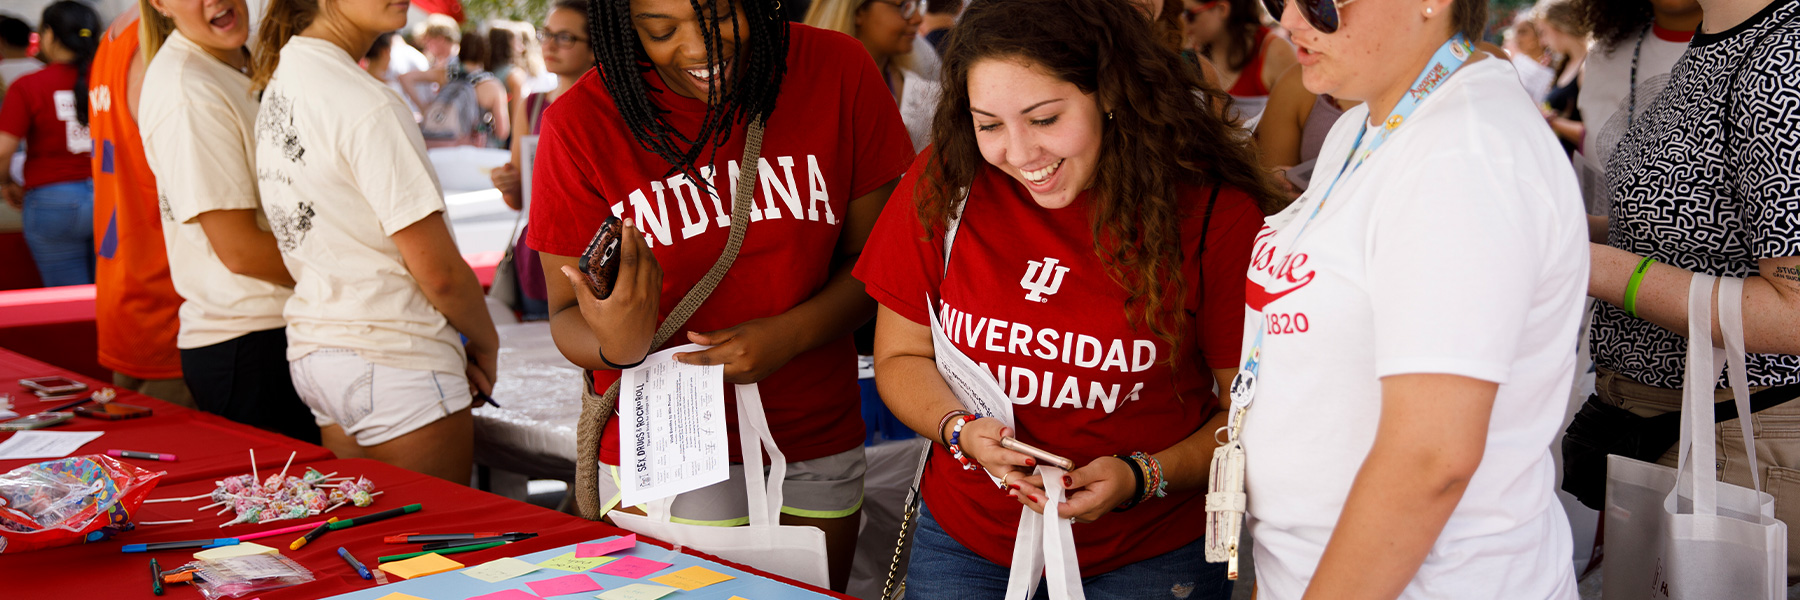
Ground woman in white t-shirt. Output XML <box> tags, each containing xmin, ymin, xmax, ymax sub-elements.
<box><xmin>1238</xmin><ymin>0</ymin><xmax>1586</xmax><ymax>596</ymax></box>
<box><xmin>803</xmin><ymin>0</ymin><xmax>941</xmax><ymax>152</ymax></box>
<box><xmin>247</xmin><ymin>0</ymin><xmax>499</xmax><ymax>483</ymax></box>
<box><xmin>137</xmin><ymin>0</ymin><xmax>319</xmax><ymax>444</ymax></box>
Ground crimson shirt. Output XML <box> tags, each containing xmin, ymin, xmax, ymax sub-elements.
<box><xmin>854</xmin><ymin>158</ymin><xmax>1261</xmax><ymax>576</ymax></box>
<box><xmin>528</xmin><ymin>24</ymin><xmax>915</xmax><ymax>465</ymax></box>
<box><xmin>0</xmin><ymin>64</ymin><xmax>92</xmax><ymax>189</ymax></box>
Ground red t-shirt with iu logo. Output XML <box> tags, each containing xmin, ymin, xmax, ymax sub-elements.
<box><xmin>854</xmin><ymin>156</ymin><xmax>1261</xmax><ymax>575</ymax></box>
<box><xmin>527</xmin><ymin>24</ymin><xmax>915</xmax><ymax>465</ymax></box>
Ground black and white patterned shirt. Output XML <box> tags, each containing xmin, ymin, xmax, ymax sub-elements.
<box><xmin>1596</xmin><ymin>0</ymin><xmax>1800</xmax><ymax>389</ymax></box>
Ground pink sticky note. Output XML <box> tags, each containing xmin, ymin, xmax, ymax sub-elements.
<box><xmin>592</xmin><ymin>556</ymin><xmax>675</xmax><ymax>579</ymax></box>
<box><xmin>528</xmin><ymin>573</ymin><xmax>605</xmax><ymax>597</ymax></box>
<box><xmin>468</xmin><ymin>590</ymin><xmax>543</xmax><ymax>600</ymax></box>
<box><xmin>576</xmin><ymin>534</ymin><xmax>637</xmax><ymax>559</ymax></box>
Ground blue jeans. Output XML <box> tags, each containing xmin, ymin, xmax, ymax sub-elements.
<box><xmin>906</xmin><ymin>502</ymin><xmax>1233</xmax><ymax>600</ymax></box>
<box><xmin>22</xmin><ymin>180</ymin><xmax>95</xmax><ymax>287</ymax></box>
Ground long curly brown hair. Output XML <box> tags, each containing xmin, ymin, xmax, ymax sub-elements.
<box><xmin>919</xmin><ymin>0</ymin><xmax>1283</xmax><ymax>359</ymax></box>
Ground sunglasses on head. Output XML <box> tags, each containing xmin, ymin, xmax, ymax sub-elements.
<box><xmin>1260</xmin><ymin>0</ymin><xmax>1361</xmax><ymax>33</ymax></box>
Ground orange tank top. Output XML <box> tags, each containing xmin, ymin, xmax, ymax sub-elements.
<box><xmin>89</xmin><ymin>18</ymin><xmax>183</xmax><ymax>379</ymax></box>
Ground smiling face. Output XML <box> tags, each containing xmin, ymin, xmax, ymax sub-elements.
<box><xmin>151</xmin><ymin>0</ymin><xmax>251</xmax><ymax>55</ymax></box>
<box><xmin>540</xmin><ymin>6</ymin><xmax>592</xmax><ymax>77</ymax></box>
<box><xmin>967</xmin><ymin>57</ymin><xmax>1105</xmax><ymax>210</ymax></box>
<box><xmin>855</xmin><ymin>0</ymin><xmax>920</xmax><ymax>61</ymax></box>
<box><xmin>631</xmin><ymin>0</ymin><xmax>750</xmax><ymax>102</ymax></box>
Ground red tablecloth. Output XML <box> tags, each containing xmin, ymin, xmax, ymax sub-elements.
<box><xmin>1</xmin><ymin>458</ymin><xmax>853</xmax><ymax>600</ymax></box>
<box><xmin>0</xmin><ymin>349</ymin><xmax>334</xmax><ymax>483</ymax></box>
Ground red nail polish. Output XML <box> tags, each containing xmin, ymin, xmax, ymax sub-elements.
<box><xmin>1025</xmin><ymin>458</ymin><xmax>1037</xmax><ymax>467</ymax></box>
<box><xmin>1009</xmin><ymin>483</ymin><xmax>1020</xmax><ymax>490</ymax></box>
<box><xmin>1063</xmin><ymin>476</ymin><xmax>1072</xmax><ymax>487</ymax></box>
<box><xmin>1032</xmin><ymin>495</ymin><xmax>1042</xmax><ymax>503</ymax></box>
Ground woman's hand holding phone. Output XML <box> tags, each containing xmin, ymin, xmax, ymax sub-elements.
<box><xmin>560</xmin><ymin>220</ymin><xmax>662</xmax><ymax>368</ymax></box>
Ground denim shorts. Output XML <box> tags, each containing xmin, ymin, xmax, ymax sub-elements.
<box><xmin>905</xmin><ymin>502</ymin><xmax>1233</xmax><ymax>600</ymax></box>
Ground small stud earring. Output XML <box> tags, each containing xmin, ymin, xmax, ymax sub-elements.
<box><xmin>1107</xmin><ymin>111</ymin><xmax>1115</xmax><ymax>120</ymax></box>
<box><xmin>1424</xmin><ymin>6</ymin><xmax>1434</xmax><ymax>15</ymax></box>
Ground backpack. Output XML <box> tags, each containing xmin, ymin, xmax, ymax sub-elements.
<box><xmin>420</xmin><ymin>65</ymin><xmax>492</xmax><ymax>143</ymax></box>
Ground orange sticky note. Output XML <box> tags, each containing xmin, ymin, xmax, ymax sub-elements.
<box><xmin>378</xmin><ymin>552</ymin><xmax>464</xmax><ymax>580</ymax></box>
<box><xmin>649</xmin><ymin>565</ymin><xmax>735</xmax><ymax>590</ymax></box>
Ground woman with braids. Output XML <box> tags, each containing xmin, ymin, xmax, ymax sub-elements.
<box><xmin>853</xmin><ymin>0</ymin><xmax>1277</xmax><ymax>597</ymax></box>
<box><xmin>250</xmin><ymin>0</ymin><xmax>499</xmax><ymax>482</ymax></box>
<box><xmin>527</xmin><ymin>0</ymin><xmax>914</xmax><ymax>590</ymax></box>
<box><xmin>0</xmin><ymin>1</ymin><xmax>103</xmax><ymax>286</ymax></box>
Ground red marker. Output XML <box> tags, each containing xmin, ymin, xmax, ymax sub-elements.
<box><xmin>108</xmin><ymin>450</ymin><xmax>177</xmax><ymax>462</ymax></box>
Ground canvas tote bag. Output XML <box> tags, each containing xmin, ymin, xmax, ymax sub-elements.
<box><xmin>1602</xmin><ymin>274</ymin><xmax>1787</xmax><ymax>599</ymax></box>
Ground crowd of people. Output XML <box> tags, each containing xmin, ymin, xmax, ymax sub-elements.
<box><xmin>0</xmin><ymin>0</ymin><xmax>1796</xmax><ymax>597</ymax></box>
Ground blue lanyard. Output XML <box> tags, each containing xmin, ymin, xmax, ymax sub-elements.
<box><xmin>1228</xmin><ymin>34</ymin><xmax>1474</xmax><ymax>417</ymax></box>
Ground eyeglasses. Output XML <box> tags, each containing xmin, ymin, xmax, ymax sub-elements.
<box><xmin>539</xmin><ymin>29</ymin><xmax>587</xmax><ymax>47</ymax></box>
<box><xmin>1260</xmin><ymin>0</ymin><xmax>1361</xmax><ymax>33</ymax></box>
<box><xmin>866</xmin><ymin>0</ymin><xmax>921</xmax><ymax>19</ymax></box>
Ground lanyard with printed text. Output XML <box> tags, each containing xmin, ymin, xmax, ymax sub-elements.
<box><xmin>1226</xmin><ymin>34</ymin><xmax>1474</xmax><ymax>427</ymax></box>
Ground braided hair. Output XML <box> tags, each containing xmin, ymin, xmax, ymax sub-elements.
<box><xmin>587</xmin><ymin>0</ymin><xmax>789</xmax><ymax>186</ymax></box>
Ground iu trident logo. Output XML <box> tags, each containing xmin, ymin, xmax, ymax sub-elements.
<box><xmin>1021</xmin><ymin>258</ymin><xmax>1070</xmax><ymax>303</ymax></box>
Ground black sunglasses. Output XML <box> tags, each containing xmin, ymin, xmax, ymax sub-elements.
<box><xmin>1260</xmin><ymin>0</ymin><xmax>1361</xmax><ymax>33</ymax></box>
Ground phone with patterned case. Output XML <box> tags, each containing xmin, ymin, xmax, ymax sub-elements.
<box><xmin>579</xmin><ymin>216</ymin><xmax>622</xmax><ymax>300</ymax></box>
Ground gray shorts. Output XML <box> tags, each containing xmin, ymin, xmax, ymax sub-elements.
<box><xmin>599</xmin><ymin>445</ymin><xmax>868</xmax><ymax>525</ymax></box>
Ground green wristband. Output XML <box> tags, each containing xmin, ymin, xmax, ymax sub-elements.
<box><xmin>1623</xmin><ymin>256</ymin><xmax>1658</xmax><ymax>318</ymax></box>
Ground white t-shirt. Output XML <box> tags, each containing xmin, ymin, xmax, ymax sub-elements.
<box><xmin>0</xmin><ymin>57</ymin><xmax>42</xmax><ymax>88</ymax></box>
<box><xmin>1241</xmin><ymin>58</ymin><xmax>1585</xmax><ymax>600</ymax></box>
<box><xmin>1574</xmin><ymin>29</ymin><xmax>1689</xmax><ymax>214</ymax></box>
<box><xmin>140</xmin><ymin>32</ymin><xmax>291</xmax><ymax>349</ymax></box>
<box><xmin>254</xmin><ymin>36</ymin><xmax>463</xmax><ymax>375</ymax></box>
<box><xmin>384</xmin><ymin>40</ymin><xmax>431</xmax><ymax>112</ymax></box>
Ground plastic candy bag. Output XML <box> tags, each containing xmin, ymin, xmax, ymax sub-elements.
<box><xmin>194</xmin><ymin>554</ymin><xmax>314</xmax><ymax>599</ymax></box>
<box><xmin>0</xmin><ymin>454</ymin><xmax>162</xmax><ymax>553</ymax></box>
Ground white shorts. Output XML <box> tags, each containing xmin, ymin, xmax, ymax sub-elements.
<box><xmin>288</xmin><ymin>348</ymin><xmax>471</xmax><ymax>446</ymax></box>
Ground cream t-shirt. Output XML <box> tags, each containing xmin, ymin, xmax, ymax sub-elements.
<box><xmin>141</xmin><ymin>31</ymin><xmax>291</xmax><ymax>349</ymax></box>
<box><xmin>254</xmin><ymin>36</ymin><xmax>463</xmax><ymax>374</ymax></box>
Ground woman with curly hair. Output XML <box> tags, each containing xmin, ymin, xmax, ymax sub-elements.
<box><xmin>853</xmin><ymin>0</ymin><xmax>1279</xmax><ymax>596</ymax></box>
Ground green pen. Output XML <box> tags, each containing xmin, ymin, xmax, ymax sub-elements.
<box><xmin>377</xmin><ymin>540</ymin><xmax>507</xmax><ymax>563</ymax></box>
<box><xmin>328</xmin><ymin>503</ymin><xmax>422</xmax><ymax>530</ymax></box>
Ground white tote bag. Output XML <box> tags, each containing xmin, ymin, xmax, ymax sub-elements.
<box><xmin>1602</xmin><ymin>275</ymin><xmax>1788</xmax><ymax>599</ymax></box>
<box><xmin>609</xmin><ymin>383</ymin><xmax>833</xmax><ymax>589</ymax></box>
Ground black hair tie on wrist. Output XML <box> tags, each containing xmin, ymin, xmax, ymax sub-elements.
<box><xmin>1112</xmin><ymin>454</ymin><xmax>1147</xmax><ymax>512</ymax></box>
<box><xmin>598</xmin><ymin>344</ymin><xmax>644</xmax><ymax>370</ymax></box>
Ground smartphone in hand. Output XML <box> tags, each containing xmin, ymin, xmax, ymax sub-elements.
<box><xmin>579</xmin><ymin>216</ymin><xmax>623</xmax><ymax>300</ymax></box>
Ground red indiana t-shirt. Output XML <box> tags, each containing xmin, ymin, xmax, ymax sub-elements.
<box><xmin>853</xmin><ymin>157</ymin><xmax>1261</xmax><ymax>576</ymax></box>
<box><xmin>0</xmin><ymin>63</ymin><xmax>92</xmax><ymax>189</ymax></box>
<box><xmin>527</xmin><ymin>24</ymin><xmax>915</xmax><ymax>465</ymax></box>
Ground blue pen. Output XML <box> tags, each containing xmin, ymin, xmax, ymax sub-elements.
<box><xmin>122</xmin><ymin>538</ymin><xmax>239</xmax><ymax>553</ymax></box>
<box><xmin>338</xmin><ymin>547</ymin><xmax>373</xmax><ymax>580</ymax></box>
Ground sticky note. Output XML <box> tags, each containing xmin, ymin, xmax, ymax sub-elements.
<box><xmin>649</xmin><ymin>565</ymin><xmax>735</xmax><ymax>591</ymax></box>
<box><xmin>374</xmin><ymin>593</ymin><xmax>431</xmax><ymax>600</ymax></box>
<box><xmin>576</xmin><ymin>534</ymin><xmax>637</xmax><ymax>558</ymax></box>
<box><xmin>461</xmin><ymin>557</ymin><xmax>542</xmax><ymax>583</ymax></box>
<box><xmin>468</xmin><ymin>591</ymin><xmax>541</xmax><ymax>600</ymax></box>
<box><xmin>529</xmin><ymin>573</ymin><xmax>606</xmax><ymax>597</ymax></box>
<box><xmin>194</xmin><ymin>541</ymin><xmax>279</xmax><ymax>560</ymax></box>
<box><xmin>729</xmin><ymin>597</ymin><xmax>752</xmax><ymax>600</ymax></box>
<box><xmin>592</xmin><ymin>556</ymin><xmax>673</xmax><ymax>579</ymax></box>
<box><xmin>378</xmin><ymin>552</ymin><xmax>464</xmax><ymax>580</ymax></box>
<box><xmin>595</xmin><ymin>583</ymin><xmax>677</xmax><ymax>600</ymax></box>
<box><xmin>540</xmin><ymin>552</ymin><xmax>618</xmax><ymax>572</ymax></box>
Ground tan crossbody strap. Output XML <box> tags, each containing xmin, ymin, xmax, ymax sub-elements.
<box><xmin>574</xmin><ymin>120</ymin><xmax>768</xmax><ymax>521</ymax></box>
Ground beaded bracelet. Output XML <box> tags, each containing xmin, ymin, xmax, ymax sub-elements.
<box><xmin>948</xmin><ymin>414</ymin><xmax>981</xmax><ymax>471</ymax></box>
<box><xmin>1111</xmin><ymin>454</ymin><xmax>1148</xmax><ymax>512</ymax></box>
<box><xmin>936</xmin><ymin>409</ymin><xmax>972</xmax><ymax>447</ymax></box>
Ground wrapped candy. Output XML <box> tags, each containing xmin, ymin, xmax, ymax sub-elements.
<box><xmin>0</xmin><ymin>455</ymin><xmax>162</xmax><ymax>553</ymax></box>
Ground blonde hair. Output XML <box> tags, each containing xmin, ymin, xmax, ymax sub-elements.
<box><xmin>251</xmin><ymin>0</ymin><xmax>320</xmax><ymax>91</ymax></box>
<box><xmin>422</xmin><ymin>13</ymin><xmax>460</xmax><ymax>44</ymax></box>
<box><xmin>136</xmin><ymin>0</ymin><xmax>175</xmax><ymax>64</ymax></box>
<box><xmin>803</xmin><ymin>0</ymin><xmax>915</xmax><ymax>74</ymax></box>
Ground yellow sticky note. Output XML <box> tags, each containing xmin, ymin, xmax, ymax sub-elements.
<box><xmin>379</xmin><ymin>552</ymin><xmax>465</xmax><ymax>580</ymax></box>
<box><xmin>460</xmin><ymin>557</ymin><xmax>541</xmax><ymax>583</ymax></box>
<box><xmin>194</xmin><ymin>542</ymin><xmax>279</xmax><ymax>560</ymax></box>
<box><xmin>374</xmin><ymin>594</ymin><xmax>431</xmax><ymax>600</ymax></box>
<box><xmin>540</xmin><ymin>551</ymin><xmax>617</xmax><ymax>572</ymax></box>
<box><xmin>729</xmin><ymin>597</ymin><xmax>752</xmax><ymax>600</ymax></box>
<box><xmin>596</xmin><ymin>583</ymin><xmax>677</xmax><ymax>600</ymax></box>
<box><xmin>649</xmin><ymin>565</ymin><xmax>735</xmax><ymax>591</ymax></box>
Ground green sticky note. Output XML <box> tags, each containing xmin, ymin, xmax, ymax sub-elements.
<box><xmin>596</xmin><ymin>584</ymin><xmax>677</xmax><ymax>600</ymax></box>
<box><xmin>460</xmin><ymin>557</ymin><xmax>541</xmax><ymax>583</ymax></box>
<box><xmin>539</xmin><ymin>551</ymin><xmax>618</xmax><ymax>572</ymax></box>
